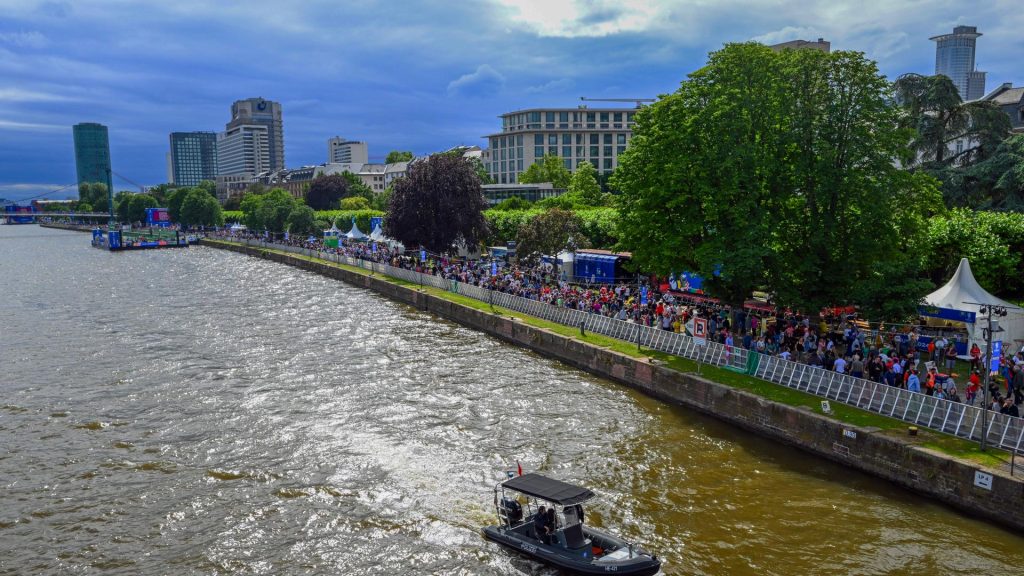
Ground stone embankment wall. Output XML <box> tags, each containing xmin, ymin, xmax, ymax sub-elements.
<box><xmin>205</xmin><ymin>240</ymin><xmax>1024</xmax><ymax>531</ymax></box>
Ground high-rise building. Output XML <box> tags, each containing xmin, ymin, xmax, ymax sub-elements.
<box><xmin>931</xmin><ymin>25</ymin><xmax>986</xmax><ymax>101</ymax></box>
<box><xmin>72</xmin><ymin>122</ymin><xmax>112</xmax><ymax>186</ymax></box>
<box><xmin>484</xmin><ymin>107</ymin><xmax>638</xmax><ymax>184</ymax></box>
<box><xmin>769</xmin><ymin>37</ymin><xmax>830</xmax><ymax>52</ymax></box>
<box><xmin>226</xmin><ymin>98</ymin><xmax>284</xmax><ymax>171</ymax></box>
<box><xmin>327</xmin><ymin>136</ymin><xmax>369</xmax><ymax>164</ymax></box>
<box><xmin>216</xmin><ymin>124</ymin><xmax>270</xmax><ymax>177</ymax></box>
<box><xmin>169</xmin><ymin>131</ymin><xmax>218</xmax><ymax>186</ymax></box>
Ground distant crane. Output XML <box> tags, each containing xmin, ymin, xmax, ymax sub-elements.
<box><xmin>580</xmin><ymin>97</ymin><xmax>655</xmax><ymax>108</ymax></box>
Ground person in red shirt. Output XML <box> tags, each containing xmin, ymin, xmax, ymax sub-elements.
<box><xmin>966</xmin><ymin>370</ymin><xmax>981</xmax><ymax>405</ymax></box>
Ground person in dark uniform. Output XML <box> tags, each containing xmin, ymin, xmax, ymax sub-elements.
<box><xmin>534</xmin><ymin>506</ymin><xmax>549</xmax><ymax>543</ymax></box>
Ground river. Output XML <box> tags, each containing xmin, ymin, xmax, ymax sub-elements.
<box><xmin>1</xmin><ymin>224</ymin><xmax>1021</xmax><ymax>575</ymax></box>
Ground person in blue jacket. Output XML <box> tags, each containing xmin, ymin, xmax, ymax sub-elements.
<box><xmin>907</xmin><ymin>369</ymin><xmax>921</xmax><ymax>393</ymax></box>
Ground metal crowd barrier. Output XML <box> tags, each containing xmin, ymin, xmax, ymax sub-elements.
<box><xmin>230</xmin><ymin>238</ymin><xmax>1024</xmax><ymax>452</ymax></box>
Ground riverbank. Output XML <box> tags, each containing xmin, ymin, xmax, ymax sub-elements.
<box><xmin>200</xmin><ymin>238</ymin><xmax>1024</xmax><ymax>532</ymax></box>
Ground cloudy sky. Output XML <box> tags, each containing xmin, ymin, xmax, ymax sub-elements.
<box><xmin>1</xmin><ymin>0</ymin><xmax>1021</xmax><ymax>200</ymax></box>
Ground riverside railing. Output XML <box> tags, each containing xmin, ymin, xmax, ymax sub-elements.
<box><xmin>233</xmin><ymin>238</ymin><xmax>1024</xmax><ymax>453</ymax></box>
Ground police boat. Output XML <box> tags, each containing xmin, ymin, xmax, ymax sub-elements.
<box><xmin>483</xmin><ymin>473</ymin><xmax>661</xmax><ymax>575</ymax></box>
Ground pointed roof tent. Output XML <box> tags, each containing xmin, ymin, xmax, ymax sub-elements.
<box><xmin>924</xmin><ymin>258</ymin><xmax>1014</xmax><ymax>313</ymax></box>
<box><xmin>344</xmin><ymin>222</ymin><xmax>367</xmax><ymax>240</ymax></box>
<box><xmin>369</xmin><ymin>223</ymin><xmax>386</xmax><ymax>242</ymax></box>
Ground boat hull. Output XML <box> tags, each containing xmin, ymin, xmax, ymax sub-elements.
<box><xmin>482</xmin><ymin>525</ymin><xmax>660</xmax><ymax>576</ymax></box>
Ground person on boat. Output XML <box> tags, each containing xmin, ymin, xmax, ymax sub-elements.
<box><xmin>534</xmin><ymin>506</ymin><xmax>549</xmax><ymax>542</ymax></box>
<box><xmin>546</xmin><ymin>507</ymin><xmax>557</xmax><ymax>538</ymax></box>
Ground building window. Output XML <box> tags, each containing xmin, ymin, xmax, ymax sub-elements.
<box><xmin>517</xmin><ymin>159</ymin><xmax>523</xmax><ymax>171</ymax></box>
<box><xmin>548</xmin><ymin>146</ymin><xmax>557</xmax><ymax>155</ymax></box>
<box><xmin>590</xmin><ymin>146</ymin><xmax>599</xmax><ymax>156</ymax></box>
<box><xmin>617</xmin><ymin>146</ymin><xmax>626</xmax><ymax>155</ymax></box>
<box><xmin>604</xmin><ymin>134</ymin><xmax>612</xmax><ymax>144</ymax></box>
<box><xmin>576</xmin><ymin>146</ymin><xmax>584</xmax><ymax>157</ymax></box>
<box><xmin>516</xmin><ymin>134</ymin><xmax>523</xmax><ymax>146</ymax></box>
<box><xmin>617</xmin><ymin>134</ymin><xmax>627</xmax><ymax>145</ymax></box>
<box><xmin>563</xmin><ymin>159</ymin><xmax>571</xmax><ymax>169</ymax></box>
<box><xmin>603</xmin><ymin>158</ymin><xmax>613</xmax><ymax>170</ymax></box>
<box><xmin>529</xmin><ymin>112</ymin><xmax>540</xmax><ymax>122</ymax></box>
<box><xmin>534</xmin><ymin>134</ymin><xmax>543</xmax><ymax>145</ymax></box>
<box><xmin>604</xmin><ymin>146</ymin><xmax>612</xmax><ymax>156</ymax></box>
<box><xmin>562</xmin><ymin>133</ymin><xmax>571</xmax><ymax>144</ymax></box>
<box><xmin>535</xmin><ymin>146</ymin><xmax>544</xmax><ymax>157</ymax></box>
<box><xmin>548</xmin><ymin>134</ymin><xmax>557</xmax><ymax>145</ymax></box>
<box><xmin>590</xmin><ymin>134</ymin><xmax>599</xmax><ymax>144</ymax></box>
<box><xmin>562</xmin><ymin>146</ymin><xmax>571</xmax><ymax>157</ymax></box>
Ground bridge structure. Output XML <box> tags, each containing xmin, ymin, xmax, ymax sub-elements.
<box><xmin>2</xmin><ymin>212</ymin><xmax>111</xmax><ymax>223</ymax></box>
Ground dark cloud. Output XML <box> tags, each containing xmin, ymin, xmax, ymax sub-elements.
<box><xmin>446</xmin><ymin>65</ymin><xmax>506</xmax><ymax>98</ymax></box>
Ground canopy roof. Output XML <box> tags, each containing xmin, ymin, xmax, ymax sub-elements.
<box><xmin>345</xmin><ymin>222</ymin><xmax>367</xmax><ymax>240</ymax></box>
<box><xmin>923</xmin><ymin>258</ymin><xmax>1014</xmax><ymax>315</ymax></box>
<box><xmin>369</xmin><ymin>224</ymin><xmax>386</xmax><ymax>242</ymax></box>
<box><xmin>501</xmin><ymin>473</ymin><xmax>594</xmax><ymax>505</ymax></box>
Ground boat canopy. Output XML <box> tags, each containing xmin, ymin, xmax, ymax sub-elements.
<box><xmin>502</xmin><ymin>473</ymin><xmax>595</xmax><ymax>505</ymax></box>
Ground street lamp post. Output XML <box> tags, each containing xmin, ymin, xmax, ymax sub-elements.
<box><xmin>965</xmin><ymin>301</ymin><xmax>1014</xmax><ymax>451</ymax></box>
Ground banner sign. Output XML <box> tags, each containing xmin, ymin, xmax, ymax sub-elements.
<box><xmin>420</xmin><ymin>249</ymin><xmax>426</xmax><ymax>262</ymax></box>
<box><xmin>918</xmin><ymin>305</ymin><xmax>977</xmax><ymax>324</ymax></box>
<box><xmin>991</xmin><ymin>340</ymin><xmax>1002</xmax><ymax>372</ymax></box>
<box><xmin>693</xmin><ymin>317</ymin><xmax>708</xmax><ymax>346</ymax></box>
<box><xmin>640</xmin><ymin>285</ymin><xmax>648</xmax><ymax>305</ymax></box>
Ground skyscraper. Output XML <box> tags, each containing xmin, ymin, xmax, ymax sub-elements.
<box><xmin>226</xmin><ymin>98</ymin><xmax>284</xmax><ymax>171</ymax></box>
<box><xmin>327</xmin><ymin>136</ymin><xmax>369</xmax><ymax>164</ymax></box>
<box><xmin>72</xmin><ymin>122</ymin><xmax>112</xmax><ymax>186</ymax></box>
<box><xmin>169</xmin><ymin>131</ymin><xmax>218</xmax><ymax>186</ymax></box>
<box><xmin>931</xmin><ymin>25</ymin><xmax>986</xmax><ymax>101</ymax></box>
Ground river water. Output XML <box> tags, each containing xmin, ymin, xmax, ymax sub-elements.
<box><xmin>1</xmin><ymin>224</ymin><xmax>1022</xmax><ymax>576</ymax></box>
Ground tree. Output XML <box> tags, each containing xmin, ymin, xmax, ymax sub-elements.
<box><xmin>305</xmin><ymin>174</ymin><xmax>349</xmax><ymax>210</ymax></box>
<box><xmin>613</xmin><ymin>43</ymin><xmax>937</xmax><ymax>319</ymax></box>
<box><xmin>340</xmin><ymin>171</ymin><xmax>375</xmax><ymax>201</ymax></box>
<box><xmin>195</xmin><ymin>179</ymin><xmax>217</xmax><ymax>199</ymax></box>
<box><xmin>285</xmin><ymin>205</ymin><xmax>317</xmax><ymax>235</ymax></box>
<box><xmin>113</xmin><ymin>191</ymin><xmax>133</xmax><ymax>222</ymax></box>
<box><xmin>78</xmin><ymin>182</ymin><xmax>109</xmax><ymax>214</ymax></box>
<box><xmin>515</xmin><ymin>208</ymin><xmax>591</xmax><ymax>263</ymax></box>
<box><xmin>939</xmin><ymin>134</ymin><xmax>1024</xmax><ymax>210</ymax></box>
<box><xmin>386</xmin><ymin>150</ymin><xmax>414</xmax><ymax>164</ymax></box>
<box><xmin>385</xmin><ymin>153</ymin><xmax>489</xmax><ymax>254</ymax></box>
<box><xmin>467</xmin><ymin>156</ymin><xmax>493</xmax><ymax>184</ymax></box>
<box><xmin>339</xmin><ymin>196</ymin><xmax>370</xmax><ymax>210</ymax></box>
<box><xmin>127</xmin><ymin>193</ymin><xmax>158</xmax><ymax>223</ymax></box>
<box><xmin>179</xmin><ymin>188</ymin><xmax>224</xmax><ymax>228</ymax></box>
<box><xmin>565</xmin><ymin>161</ymin><xmax>603</xmax><ymax>206</ymax></box>
<box><xmin>242</xmin><ymin>188</ymin><xmax>296</xmax><ymax>233</ymax></box>
<box><xmin>167</xmin><ymin>187</ymin><xmax>190</xmax><ymax>223</ymax></box>
<box><xmin>895</xmin><ymin>73</ymin><xmax>1012</xmax><ymax>167</ymax></box>
<box><xmin>518</xmin><ymin>154</ymin><xmax>571</xmax><ymax>188</ymax></box>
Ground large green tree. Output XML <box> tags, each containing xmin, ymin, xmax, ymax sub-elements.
<box><xmin>895</xmin><ymin>73</ymin><xmax>1012</xmax><ymax>167</ymax></box>
<box><xmin>127</xmin><ymin>193</ymin><xmax>159</xmax><ymax>223</ymax></box>
<box><xmin>519</xmin><ymin>154</ymin><xmax>571</xmax><ymax>188</ymax></box>
<box><xmin>179</xmin><ymin>188</ymin><xmax>224</xmax><ymax>228</ymax></box>
<box><xmin>285</xmin><ymin>205</ymin><xmax>317</xmax><ymax>235</ymax></box>
<box><xmin>305</xmin><ymin>174</ymin><xmax>349</xmax><ymax>210</ymax></box>
<box><xmin>384</xmin><ymin>153</ymin><xmax>489</xmax><ymax>254</ymax></box>
<box><xmin>564</xmin><ymin>160</ymin><xmax>604</xmax><ymax>206</ymax></box>
<box><xmin>613</xmin><ymin>43</ymin><xmax>938</xmax><ymax>319</ymax></box>
<box><xmin>241</xmin><ymin>188</ymin><xmax>297</xmax><ymax>233</ymax></box>
<box><xmin>515</xmin><ymin>208</ymin><xmax>591</xmax><ymax>263</ymax></box>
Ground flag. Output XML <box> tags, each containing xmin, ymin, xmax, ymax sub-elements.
<box><xmin>491</xmin><ymin>261</ymin><xmax>498</xmax><ymax>276</ymax></box>
<box><xmin>517</xmin><ymin>461</ymin><xmax>523</xmax><ymax>476</ymax></box>
<box><xmin>420</xmin><ymin>249</ymin><xmax>427</xmax><ymax>262</ymax></box>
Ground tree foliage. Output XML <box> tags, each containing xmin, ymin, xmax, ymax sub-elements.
<box><xmin>613</xmin><ymin>43</ymin><xmax>937</xmax><ymax>319</ymax></box>
<box><xmin>179</xmin><ymin>188</ymin><xmax>224</xmax><ymax>228</ymax></box>
<box><xmin>286</xmin><ymin>205</ymin><xmax>317</xmax><ymax>235</ymax></box>
<box><xmin>895</xmin><ymin>73</ymin><xmax>1012</xmax><ymax>167</ymax></box>
<box><xmin>78</xmin><ymin>182</ymin><xmax>109</xmax><ymax>214</ymax></box>
<box><xmin>493</xmin><ymin>196</ymin><xmax>533</xmax><ymax>211</ymax></box>
<box><xmin>126</xmin><ymin>193</ymin><xmax>158</xmax><ymax>223</ymax></box>
<box><xmin>241</xmin><ymin>188</ymin><xmax>299</xmax><ymax>233</ymax></box>
<box><xmin>339</xmin><ymin>196</ymin><xmax>370</xmax><ymax>210</ymax></box>
<box><xmin>564</xmin><ymin>161</ymin><xmax>605</xmax><ymax>206</ymax></box>
<box><xmin>518</xmin><ymin>154</ymin><xmax>571</xmax><ymax>188</ymax></box>
<box><xmin>306</xmin><ymin>174</ymin><xmax>349</xmax><ymax>210</ymax></box>
<box><xmin>515</xmin><ymin>208</ymin><xmax>591</xmax><ymax>262</ymax></box>
<box><xmin>384</xmin><ymin>153</ymin><xmax>489</xmax><ymax>254</ymax></box>
<box><xmin>936</xmin><ymin>134</ymin><xmax>1024</xmax><ymax>210</ymax></box>
<box><xmin>386</xmin><ymin>150</ymin><xmax>414</xmax><ymax>164</ymax></box>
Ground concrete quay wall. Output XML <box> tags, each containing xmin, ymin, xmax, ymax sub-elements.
<box><xmin>203</xmin><ymin>240</ymin><xmax>1024</xmax><ymax>531</ymax></box>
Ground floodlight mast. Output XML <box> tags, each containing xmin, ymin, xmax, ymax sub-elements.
<box><xmin>963</xmin><ymin>301</ymin><xmax>1018</xmax><ymax>451</ymax></box>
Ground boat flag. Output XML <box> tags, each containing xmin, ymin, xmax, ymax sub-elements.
<box><xmin>517</xmin><ymin>461</ymin><xmax>523</xmax><ymax>476</ymax></box>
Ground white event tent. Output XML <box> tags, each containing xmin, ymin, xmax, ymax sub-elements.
<box><xmin>921</xmin><ymin>258</ymin><xmax>1024</xmax><ymax>348</ymax></box>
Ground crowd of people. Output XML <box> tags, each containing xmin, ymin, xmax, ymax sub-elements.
<box><xmin>210</xmin><ymin>230</ymin><xmax>1023</xmax><ymax>415</ymax></box>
